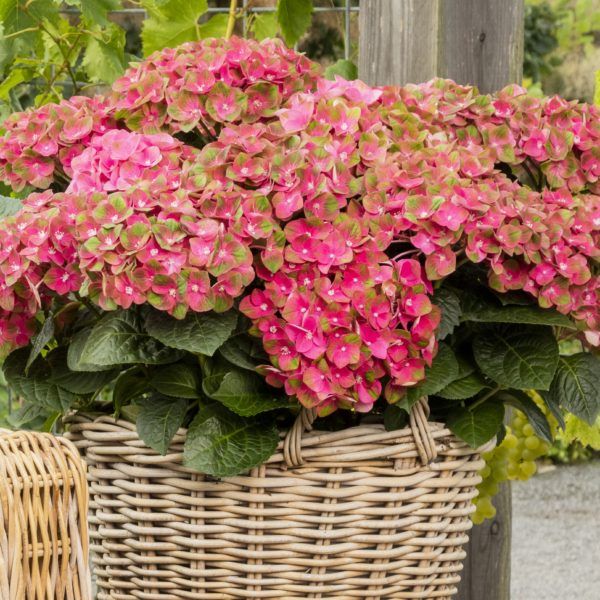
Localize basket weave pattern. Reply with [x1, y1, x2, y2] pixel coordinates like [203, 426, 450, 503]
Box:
[0, 429, 92, 600]
[69, 407, 487, 600]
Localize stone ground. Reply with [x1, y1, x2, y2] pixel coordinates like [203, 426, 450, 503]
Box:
[511, 461, 600, 600]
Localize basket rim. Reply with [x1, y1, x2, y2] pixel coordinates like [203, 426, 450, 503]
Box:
[66, 413, 495, 469]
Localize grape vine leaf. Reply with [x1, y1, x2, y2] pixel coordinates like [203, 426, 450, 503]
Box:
[324, 59, 358, 81]
[83, 24, 126, 84]
[251, 12, 279, 40]
[276, 0, 313, 46]
[140, 0, 208, 56]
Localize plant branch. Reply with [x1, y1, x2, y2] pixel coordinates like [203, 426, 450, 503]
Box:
[225, 0, 238, 39]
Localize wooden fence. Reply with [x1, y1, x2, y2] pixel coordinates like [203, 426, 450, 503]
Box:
[358, 2, 525, 598]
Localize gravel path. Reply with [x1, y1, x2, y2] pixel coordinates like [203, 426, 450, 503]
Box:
[511, 461, 600, 600]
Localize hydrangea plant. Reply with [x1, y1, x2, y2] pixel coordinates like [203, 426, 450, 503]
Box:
[0, 38, 598, 477]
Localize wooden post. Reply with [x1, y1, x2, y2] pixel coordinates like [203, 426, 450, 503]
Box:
[359, 0, 524, 93]
[358, 2, 524, 599]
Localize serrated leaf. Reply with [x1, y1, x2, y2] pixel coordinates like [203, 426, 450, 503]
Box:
[498, 390, 553, 443]
[0, 195, 23, 219]
[208, 369, 290, 416]
[276, 0, 313, 46]
[82, 24, 126, 84]
[406, 343, 459, 404]
[6, 403, 46, 428]
[4, 349, 76, 412]
[562, 414, 600, 449]
[113, 368, 149, 415]
[144, 308, 237, 356]
[447, 401, 505, 447]
[0, 69, 26, 100]
[26, 315, 54, 372]
[136, 394, 188, 455]
[218, 335, 266, 371]
[47, 348, 117, 394]
[461, 293, 575, 328]
[150, 363, 201, 398]
[436, 372, 488, 400]
[184, 404, 279, 477]
[82, 310, 184, 367]
[198, 13, 228, 38]
[473, 325, 559, 390]
[548, 353, 600, 425]
[141, 0, 208, 56]
[324, 59, 357, 81]
[68, 327, 119, 372]
[79, 0, 123, 27]
[433, 287, 462, 340]
[251, 12, 279, 40]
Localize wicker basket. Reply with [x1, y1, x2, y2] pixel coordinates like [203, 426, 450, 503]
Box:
[0, 429, 92, 600]
[68, 399, 490, 600]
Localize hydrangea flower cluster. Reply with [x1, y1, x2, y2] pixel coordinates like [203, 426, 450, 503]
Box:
[0, 96, 114, 191]
[0, 38, 598, 415]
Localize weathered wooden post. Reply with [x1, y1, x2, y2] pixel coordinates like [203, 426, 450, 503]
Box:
[358, 1, 524, 599]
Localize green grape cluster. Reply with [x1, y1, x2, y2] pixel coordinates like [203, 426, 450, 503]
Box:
[472, 410, 550, 524]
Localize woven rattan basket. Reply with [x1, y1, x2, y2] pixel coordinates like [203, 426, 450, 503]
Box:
[0, 429, 92, 600]
[68, 398, 490, 600]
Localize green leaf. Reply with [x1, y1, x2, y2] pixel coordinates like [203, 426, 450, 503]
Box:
[79, 0, 122, 27]
[447, 401, 505, 447]
[184, 404, 279, 477]
[68, 327, 119, 372]
[406, 343, 459, 404]
[433, 287, 462, 340]
[473, 325, 559, 390]
[198, 13, 228, 38]
[136, 394, 188, 455]
[144, 308, 237, 356]
[547, 353, 600, 425]
[81, 310, 183, 367]
[26, 315, 54, 372]
[6, 403, 46, 428]
[0, 68, 26, 100]
[461, 293, 575, 328]
[4, 349, 76, 412]
[436, 372, 488, 400]
[208, 369, 290, 416]
[498, 390, 552, 443]
[82, 24, 126, 84]
[113, 368, 149, 415]
[141, 0, 208, 56]
[324, 59, 358, 81]
[251, 12, 279, 40]
[218, 335, 266, 371]
[47, 348, 117, 394]
[276, 0, 313, 46]
[150, 363, 201, 398]
[384, 404, 408, 431]
[0, 195, 23, 219]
